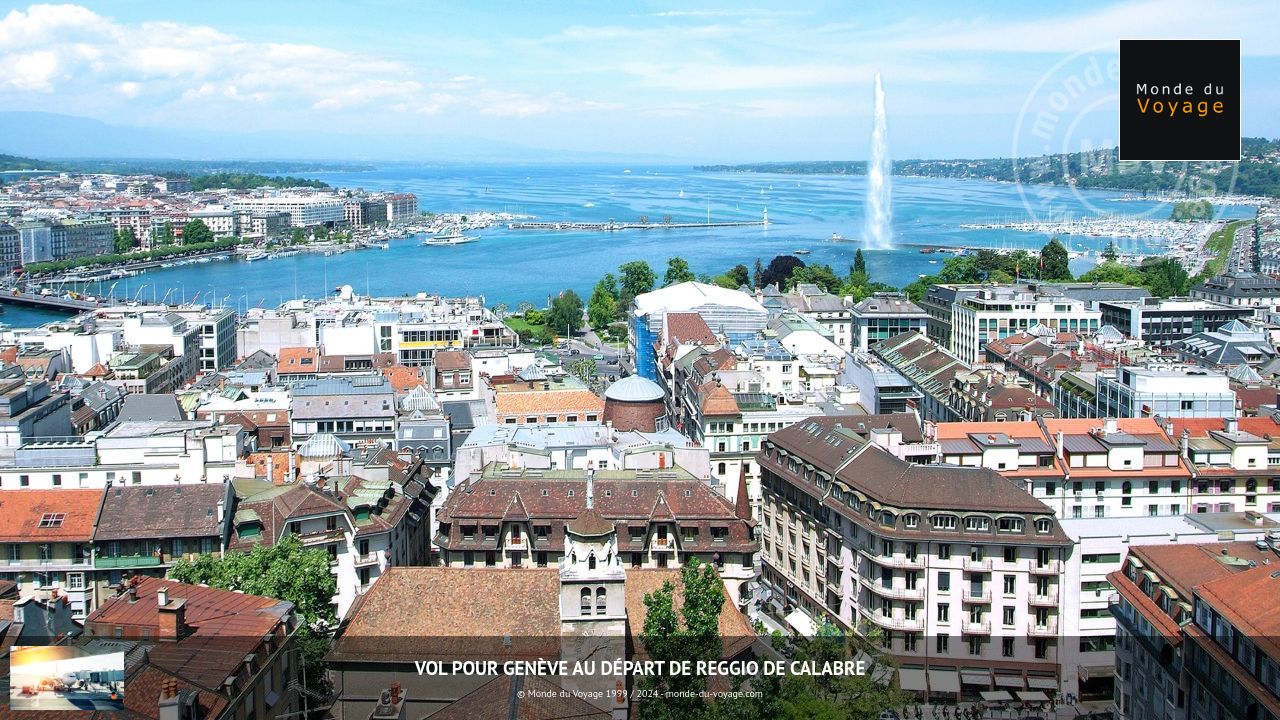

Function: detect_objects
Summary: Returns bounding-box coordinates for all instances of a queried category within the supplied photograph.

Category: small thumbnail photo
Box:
[9,645,126,712]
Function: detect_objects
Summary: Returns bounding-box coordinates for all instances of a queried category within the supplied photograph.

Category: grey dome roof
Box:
[604,375,665,402]
[298,433,351,458]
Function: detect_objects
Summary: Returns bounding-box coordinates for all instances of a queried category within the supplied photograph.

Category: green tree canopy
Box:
[182,218,214,246]
[588,275,620,329]
[759,255,806,290]
[664,257,696,286]
[789,262,842,293]
[637,559,725,720]
[853,249,867,276]
[1039,238,1072,281]
[113,228,137,254]
[725,263,750,288]
[619,260,657,298]
[546,289,585,336]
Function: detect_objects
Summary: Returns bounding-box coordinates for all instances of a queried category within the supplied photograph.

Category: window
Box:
[51,474,61,487]
[37,513,65,529]
[19,475,29,487]
[1002,637,1015,657]
[1003,546,1017,563]
[1003,607,1015,626]
[996,517,1024,533]
[937,571,950,592]
[938,544,951,560]
[485,551,496,567]
[937,601,950,623]
[1002,575,1016,595]
[936,635,949,654]
[580,588,592,616]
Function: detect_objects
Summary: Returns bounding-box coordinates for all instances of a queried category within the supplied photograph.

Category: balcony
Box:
[506,536,526,550]
[861,548,924,569]
[961,619,992,634]
[353,552,381,568]
[5,558,93,570]
[1028,618,1059,636]
[1029,592,1059,607]
[651,537,675,552]
[299,529,345,547]
[963,557,993,571]
[868,613,924,631]
[864,579,925,601]
[963,588,992,603]
[95,555,164,569]
[1029,560,1062,575]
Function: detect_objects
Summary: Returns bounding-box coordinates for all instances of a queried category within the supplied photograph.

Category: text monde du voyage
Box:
[1134,82,1228,118]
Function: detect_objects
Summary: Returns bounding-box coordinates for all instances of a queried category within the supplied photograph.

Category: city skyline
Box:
[1,0,1279,162]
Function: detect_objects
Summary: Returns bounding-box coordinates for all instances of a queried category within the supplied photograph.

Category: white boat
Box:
[794,249,811,255]
[244,251,268,262]
[583,202,596,208]
[424,230,479,246]
[831,232,846,241]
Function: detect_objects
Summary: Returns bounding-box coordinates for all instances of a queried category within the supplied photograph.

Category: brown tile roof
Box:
[94,484,226,542]
[665,312,718,346]
[1129,542,1268,600]
[1169,416,1280,438]
[245,451,297,485]
[1194,564,1280,660]
[329,567,563,663]
[85,576,293,691]
[698,381,739,416]
[83,362,112,378]
[429,674,609,720]
[495,390,604,418]
[433,350,473,371]
[276,347,317,374]
[380,364,425,393]
[0,489,101,542]
[567,507,614,536]
[123,663,230,720]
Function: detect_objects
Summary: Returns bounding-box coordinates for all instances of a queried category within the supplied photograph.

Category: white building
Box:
[951,286,1101,364]
[1094,365,1237,419]
[231,196,345,227]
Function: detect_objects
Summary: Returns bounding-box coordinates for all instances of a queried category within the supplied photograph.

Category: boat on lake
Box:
[424,229,479,246]
[244,251,268,262]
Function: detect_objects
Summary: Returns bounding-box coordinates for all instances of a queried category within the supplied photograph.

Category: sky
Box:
[0,0,1278,162]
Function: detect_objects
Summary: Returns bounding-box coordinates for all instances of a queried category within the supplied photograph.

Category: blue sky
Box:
[0,1,1277,161]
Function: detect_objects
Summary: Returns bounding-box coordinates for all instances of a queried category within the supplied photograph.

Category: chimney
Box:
[158,679,185,720]
[1225,417,1239,434]
[1055,431,1064,460]
[1103,417,1118,435]
[216,498,225,524]
[157,586,168,607]
[157,593,187,642]
[585,463,595,509]
[128,586,138,603]
[370,683,408,720]
[1180,429,1190,459]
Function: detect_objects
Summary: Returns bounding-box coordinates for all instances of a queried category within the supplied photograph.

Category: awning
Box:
[856,652,895,685]
[785,609,816,638]
[1017,690,1050,702]
[961,669,991,686]
[1026,677,1058,690]
[928,668,961,694]
[980,690,1013,702]
[897,666,928,692]
[994,674,1023,688]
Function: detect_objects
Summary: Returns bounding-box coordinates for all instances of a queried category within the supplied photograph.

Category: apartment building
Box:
[1169,416,1280,514]
[290,375,397,446]
[872,331,970,422]
[1099,297,1252,346]
[631,281,769,381]
[230,195,345,227]
[384,193,419,223]
[1109,541,1280,720]
[1056,365,1241,419]
[0,365,74,462]
[83,576,301,720]
[228,447,435,618]
[0,222,21,272]
[759,416,1073,698]
[1191,270,1280,317]
[433,464,759,605]
[950,285,1101,364]
[773,283,855,351]
[850,293,929,352]
[0,489,100,617]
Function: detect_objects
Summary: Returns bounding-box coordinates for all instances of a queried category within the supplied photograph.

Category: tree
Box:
[664,256,696,286]
[752,258,764,288]
[725,264,750,288]
[313,225,330,241]
[758,255,806,290]
[853,249,867,276]
[546,289,585,336]
[169,534,337,703]
[637,559,725,720]
[1078,261,1143,285]
[768,622,907,719]
[588,276,619,329]
[567,357,597,385]
[619,260,656,298]
[789,263,842,293]
[1140,257,1191,297]
[1039,238,1072,281]
[290,227,306,245]
[113,228,136,254]
[1102,240,1119,262]
[158,222,176,246]
[182,219,214,246]
[492,302,509,319]
[516,301,535,316]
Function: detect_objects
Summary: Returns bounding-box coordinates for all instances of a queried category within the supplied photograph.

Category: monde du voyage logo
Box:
[1120,40,1240,162]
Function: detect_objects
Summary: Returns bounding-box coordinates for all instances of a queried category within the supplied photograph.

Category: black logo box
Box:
[1119,39,1240,162]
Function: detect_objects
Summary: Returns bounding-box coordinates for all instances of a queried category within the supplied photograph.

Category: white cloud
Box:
[115,81,140,98]
[0,50,60,91]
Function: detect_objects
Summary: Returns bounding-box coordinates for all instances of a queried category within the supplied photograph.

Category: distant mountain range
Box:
[696,138,1280,197]
[0,111,676,166]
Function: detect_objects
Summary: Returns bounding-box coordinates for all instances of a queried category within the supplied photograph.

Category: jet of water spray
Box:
[863,73,893,250]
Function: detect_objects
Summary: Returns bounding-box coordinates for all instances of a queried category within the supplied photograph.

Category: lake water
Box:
[5,165,1255,327]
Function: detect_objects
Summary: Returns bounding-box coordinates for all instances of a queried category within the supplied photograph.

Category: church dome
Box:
[604,375,664,403]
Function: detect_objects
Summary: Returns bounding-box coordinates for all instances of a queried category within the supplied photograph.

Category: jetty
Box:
[508,211,770,233]
[0,289,106,312]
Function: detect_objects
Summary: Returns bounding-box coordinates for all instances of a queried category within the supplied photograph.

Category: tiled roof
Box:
[626,569,755,661]
[664,312,718,346]
[0,489,101,542]
[276,346,317,374]
[380,365,425,393]
[495,390,604,417]
[698,382,739,416]
[433,349,472,371]
[94,484,225,541]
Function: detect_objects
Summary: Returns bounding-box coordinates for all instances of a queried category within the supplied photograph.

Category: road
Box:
[545,335,626,382]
